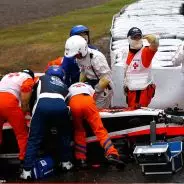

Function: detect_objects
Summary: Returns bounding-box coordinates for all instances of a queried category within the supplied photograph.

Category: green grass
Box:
[0,0,135,74]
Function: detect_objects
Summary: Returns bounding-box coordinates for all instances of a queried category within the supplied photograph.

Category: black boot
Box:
[75,159,88,169]
[106,154,126,166]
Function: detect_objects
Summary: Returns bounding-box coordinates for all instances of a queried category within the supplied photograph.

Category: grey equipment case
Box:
[133,119,183,175]
[133,141,183,175]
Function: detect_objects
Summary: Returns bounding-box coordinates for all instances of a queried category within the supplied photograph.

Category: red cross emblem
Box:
[133,62,139,69]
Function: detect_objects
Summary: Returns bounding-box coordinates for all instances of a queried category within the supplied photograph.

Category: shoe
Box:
[20,169,32,180]
[75,159,88,169]
[106,154,125,166]
[61,161,73,171]
[0,179,6,183]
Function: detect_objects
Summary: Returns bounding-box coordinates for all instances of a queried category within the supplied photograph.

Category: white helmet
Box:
[64,35,88,58]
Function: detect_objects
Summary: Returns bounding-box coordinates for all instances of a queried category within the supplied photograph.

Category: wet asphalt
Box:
[1,160,184,183]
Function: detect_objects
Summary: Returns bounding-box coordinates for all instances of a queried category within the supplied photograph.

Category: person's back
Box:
[0,69,34,162]
[68,82,95,97]
[68,82,124,168]
[20,66,73,180]
[39,75,68,96]
[30,71,69,115]
[0,72,33,100]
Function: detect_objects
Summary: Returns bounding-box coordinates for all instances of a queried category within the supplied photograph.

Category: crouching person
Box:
[0,69,35,162]
[67,82,125,168]
[20,66,73,180]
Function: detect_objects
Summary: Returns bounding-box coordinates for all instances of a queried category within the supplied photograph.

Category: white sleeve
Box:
[172,44,184,66]
[88,85,95,96]
[92,53,112,79]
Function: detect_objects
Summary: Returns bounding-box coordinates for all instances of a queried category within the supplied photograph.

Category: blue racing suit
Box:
[24,74,73,170]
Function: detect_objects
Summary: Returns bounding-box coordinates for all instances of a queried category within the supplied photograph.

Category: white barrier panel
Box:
[35,70,184,110]
[110,0,184,41]
[111,62,126,107]
[111,62,184,109]
[111,39,182,68]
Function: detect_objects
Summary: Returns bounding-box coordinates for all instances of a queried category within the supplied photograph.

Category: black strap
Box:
[136,90,141,104]
[89,52,111,90]
[89,53,99,80]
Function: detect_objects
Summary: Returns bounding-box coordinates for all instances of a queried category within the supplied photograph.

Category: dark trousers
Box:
[24,97,72,170]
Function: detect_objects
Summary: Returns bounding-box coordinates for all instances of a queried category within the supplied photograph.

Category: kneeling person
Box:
[20,66,73,180]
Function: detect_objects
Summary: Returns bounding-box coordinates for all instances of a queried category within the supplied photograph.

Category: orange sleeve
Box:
[21,78,34,93]
[142,47,157,68]
[34,76,39,83]
[126,52,135,65]
[44,57,63,71]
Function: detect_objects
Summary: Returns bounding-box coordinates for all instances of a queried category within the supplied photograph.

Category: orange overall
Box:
[69,94,118,160]
[0,93,28,160]
[126,84,156,108]
[44,57,63,71]
[126,47,156,108]
[0,77,34,160]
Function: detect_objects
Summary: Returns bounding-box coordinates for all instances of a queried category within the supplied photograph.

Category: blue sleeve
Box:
[62,56,71,72]
[61,56,80,87]
[61,57,71,87]
[88,44,98,50]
